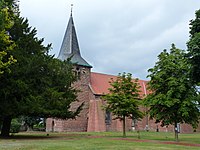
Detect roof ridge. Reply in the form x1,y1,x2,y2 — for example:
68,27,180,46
91,72,148,81
91,72,117,77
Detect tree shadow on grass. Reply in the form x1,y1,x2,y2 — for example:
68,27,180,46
0,132,91,140
0,133,58,140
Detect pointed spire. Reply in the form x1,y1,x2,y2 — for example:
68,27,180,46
58,6,92,68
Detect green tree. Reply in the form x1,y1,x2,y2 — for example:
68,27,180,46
0,1,82,137
103,72,143,137
19,116,43,131
187,9,200,85
144,44,199,141
0,0,16,74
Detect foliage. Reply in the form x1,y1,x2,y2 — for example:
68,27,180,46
0,0,82,137
103,72,143,137
189,9,200,38
187,9,200,84
144,44,200,141
0,0,16,74
19,116,44,131
10,118,21,133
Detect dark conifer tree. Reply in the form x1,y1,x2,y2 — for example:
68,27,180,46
0,0,82,137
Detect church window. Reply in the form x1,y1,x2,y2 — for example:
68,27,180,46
77,71,81,79
105,110,111,125
73,67,81,79
81,68,86,74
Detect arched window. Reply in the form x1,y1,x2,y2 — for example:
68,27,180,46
73,66,81,79
105,110,111,125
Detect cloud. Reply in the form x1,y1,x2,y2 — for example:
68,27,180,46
19,0,200,79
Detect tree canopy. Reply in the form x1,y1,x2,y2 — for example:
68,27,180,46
187,9,200,85
144,44,200,141
0,0,16,74
0,0,82,137
103,72,143,137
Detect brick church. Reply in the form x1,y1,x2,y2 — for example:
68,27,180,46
46,12,200,133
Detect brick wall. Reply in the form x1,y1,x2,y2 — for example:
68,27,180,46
106,117,133,132
46,118,64,132
62,66,91,132
46,66,91,132
136,111,200,133
87,99,106,132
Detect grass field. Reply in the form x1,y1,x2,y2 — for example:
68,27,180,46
0,131,200,150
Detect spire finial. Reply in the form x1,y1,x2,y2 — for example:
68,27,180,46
70,4,73,16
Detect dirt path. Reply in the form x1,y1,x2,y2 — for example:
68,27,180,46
112,137,200,147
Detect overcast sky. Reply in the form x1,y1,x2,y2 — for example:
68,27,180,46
19,0,200,80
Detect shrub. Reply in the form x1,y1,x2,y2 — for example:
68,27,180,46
10,119,21,133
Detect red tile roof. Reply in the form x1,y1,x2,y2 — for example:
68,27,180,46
90,72,150,98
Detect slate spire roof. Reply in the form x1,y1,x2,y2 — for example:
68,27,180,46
58,11,92,68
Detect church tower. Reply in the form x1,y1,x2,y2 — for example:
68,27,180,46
46,10,92,132
58,10,92,131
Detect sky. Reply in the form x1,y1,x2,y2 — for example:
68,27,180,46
19,0,200,80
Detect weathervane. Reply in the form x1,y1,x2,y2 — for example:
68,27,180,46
71,4,73,16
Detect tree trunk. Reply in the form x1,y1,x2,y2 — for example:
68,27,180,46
26,125,34,132
1,116,12,137
122,115,126,137
174,122,179,142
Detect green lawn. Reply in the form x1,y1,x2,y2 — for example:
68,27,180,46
0,131,199,150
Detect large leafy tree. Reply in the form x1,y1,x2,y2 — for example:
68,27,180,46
103,72,143,137
144,44,199,141
0,0,82,137
0,0,16,74
19,116,44,131
187,9,200,85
